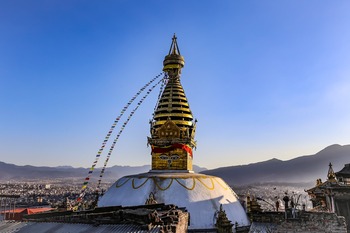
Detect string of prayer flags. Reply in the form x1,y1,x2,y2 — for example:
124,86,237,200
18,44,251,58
95,76,165,192
77,72,164,203
154,74,168,111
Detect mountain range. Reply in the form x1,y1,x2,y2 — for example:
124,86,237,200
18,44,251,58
0,162,206,182
1,144,349,186
201,144,350,186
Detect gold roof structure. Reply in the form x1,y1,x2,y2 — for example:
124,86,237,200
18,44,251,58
148,35,196,171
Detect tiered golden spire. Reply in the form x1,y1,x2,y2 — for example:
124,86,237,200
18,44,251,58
327,162,337,182
148,35,196,172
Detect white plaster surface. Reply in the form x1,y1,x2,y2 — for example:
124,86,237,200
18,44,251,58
98,172,250,229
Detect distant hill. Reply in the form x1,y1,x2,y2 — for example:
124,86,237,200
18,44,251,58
1,144,349,186
0,162,207,182
201,144,350,186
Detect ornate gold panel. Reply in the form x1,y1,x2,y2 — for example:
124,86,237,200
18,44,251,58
151,148,193,170
157,119,181,139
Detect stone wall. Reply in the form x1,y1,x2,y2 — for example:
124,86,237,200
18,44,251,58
24,203,189,232
277,212,346,233
334,196,350,231
250,211,347,233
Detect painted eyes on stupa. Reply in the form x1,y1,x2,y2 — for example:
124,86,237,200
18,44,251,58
159,154,180,160
171,155,180,160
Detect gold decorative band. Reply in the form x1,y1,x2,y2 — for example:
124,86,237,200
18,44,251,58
174,178,196,190
153,177,174,190
132,178,150,189
115,176,229,191
115,178,131,188
197,177,215,190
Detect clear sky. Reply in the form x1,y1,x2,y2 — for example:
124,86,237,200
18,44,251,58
1,1,350,169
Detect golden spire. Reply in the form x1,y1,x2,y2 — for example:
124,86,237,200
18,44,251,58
327,162,337,182
148,35,196,172
163,34,185,71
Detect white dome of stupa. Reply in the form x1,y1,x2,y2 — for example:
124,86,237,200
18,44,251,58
98,172,250,229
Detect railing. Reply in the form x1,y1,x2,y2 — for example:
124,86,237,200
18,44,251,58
0,195,20,220
147,137,196,147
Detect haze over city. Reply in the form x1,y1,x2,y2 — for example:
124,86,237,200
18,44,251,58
1,1,350,169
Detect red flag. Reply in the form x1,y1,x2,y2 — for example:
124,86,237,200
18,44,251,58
151,143,193,157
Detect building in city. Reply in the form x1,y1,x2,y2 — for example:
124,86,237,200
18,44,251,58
306,163,350,231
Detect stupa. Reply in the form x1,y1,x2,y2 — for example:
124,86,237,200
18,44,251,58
98,35,250,230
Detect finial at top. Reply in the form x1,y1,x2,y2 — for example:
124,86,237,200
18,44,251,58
168,33,181,56
327,162,336,181
163,34,185,71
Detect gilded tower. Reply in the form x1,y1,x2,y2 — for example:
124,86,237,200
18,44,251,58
99,35,250,229
148,35,197,172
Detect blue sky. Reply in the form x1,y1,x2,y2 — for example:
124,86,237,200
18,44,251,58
1,1,350,169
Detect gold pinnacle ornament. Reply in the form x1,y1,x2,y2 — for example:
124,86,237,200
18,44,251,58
148,34,197,172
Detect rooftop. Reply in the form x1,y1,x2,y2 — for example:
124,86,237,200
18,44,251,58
336,163,350,177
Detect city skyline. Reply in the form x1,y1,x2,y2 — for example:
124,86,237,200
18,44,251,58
1,1,350,169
